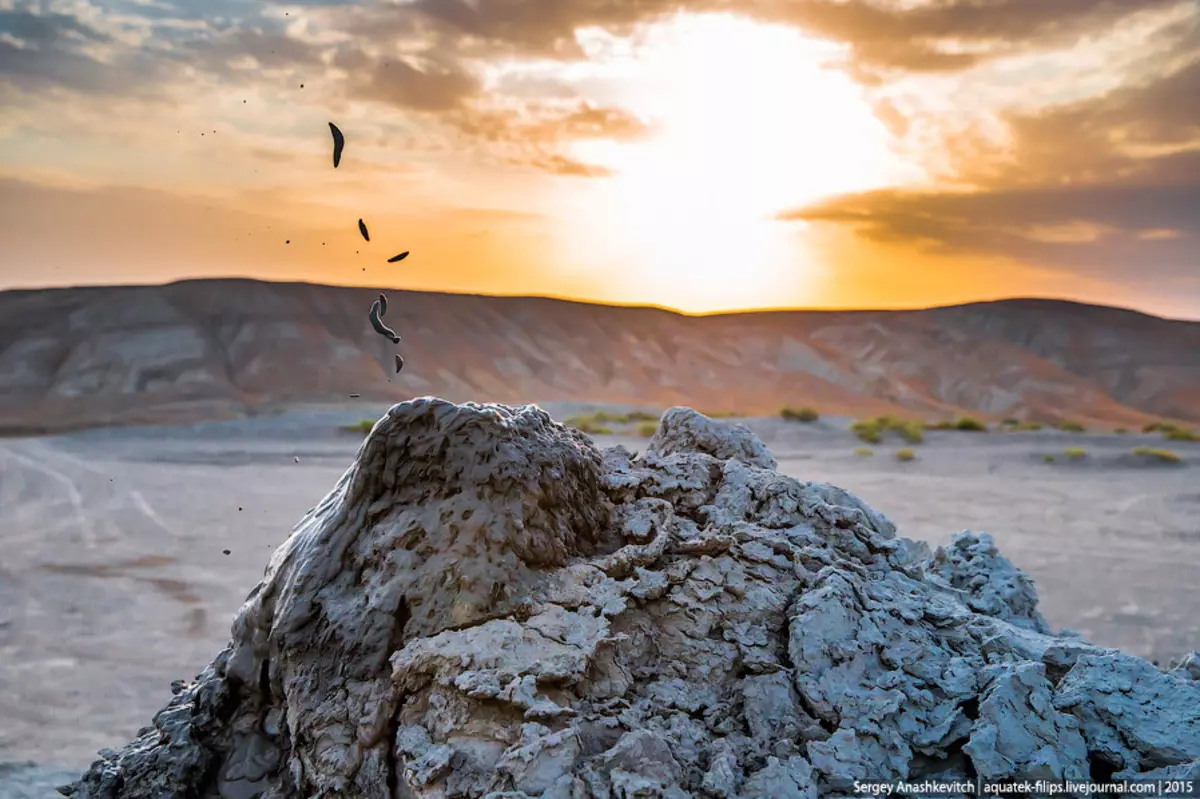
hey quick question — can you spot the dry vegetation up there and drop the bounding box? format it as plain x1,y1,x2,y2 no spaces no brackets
1132,447,1183,464
928,417,989,432
852,416,925,445
565,410,658,435
780,406,820,423
896,448,916,462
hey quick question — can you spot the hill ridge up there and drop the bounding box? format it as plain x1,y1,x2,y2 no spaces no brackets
1,279,1198,433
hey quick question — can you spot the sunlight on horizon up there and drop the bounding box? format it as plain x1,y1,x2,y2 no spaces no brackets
552,13,925,313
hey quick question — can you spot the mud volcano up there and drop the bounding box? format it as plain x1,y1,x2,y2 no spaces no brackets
65,400,1200,798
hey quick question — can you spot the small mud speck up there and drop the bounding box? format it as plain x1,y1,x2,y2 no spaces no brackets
223,549,231,556
387,251,409,263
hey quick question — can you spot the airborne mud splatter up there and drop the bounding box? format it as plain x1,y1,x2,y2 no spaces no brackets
369,299,400,344
387,251,409,264
328,122,344,168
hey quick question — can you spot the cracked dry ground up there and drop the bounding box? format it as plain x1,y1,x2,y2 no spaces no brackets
66,401,1200,799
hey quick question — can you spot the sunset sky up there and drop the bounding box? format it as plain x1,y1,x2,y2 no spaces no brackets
0,0,1197,317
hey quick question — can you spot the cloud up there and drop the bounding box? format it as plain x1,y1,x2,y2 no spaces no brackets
776,3,1199,293
353,57,482,111
751,0,1188,73
0,5,170,95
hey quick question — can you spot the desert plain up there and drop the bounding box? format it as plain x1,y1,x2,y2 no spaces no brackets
1,400,1197,795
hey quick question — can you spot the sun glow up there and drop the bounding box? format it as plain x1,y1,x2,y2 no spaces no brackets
558,14,918,312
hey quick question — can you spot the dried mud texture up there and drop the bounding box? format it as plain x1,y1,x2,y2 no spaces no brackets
64,402,1200,799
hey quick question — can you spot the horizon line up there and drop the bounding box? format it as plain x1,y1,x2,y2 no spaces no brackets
1,275,1195,324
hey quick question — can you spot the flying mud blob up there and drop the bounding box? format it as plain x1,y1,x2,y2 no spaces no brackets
328,122,344,168
377,292,388,316
387,251,409,264
369,298,401,344
358,219,370,242
395,353,404,374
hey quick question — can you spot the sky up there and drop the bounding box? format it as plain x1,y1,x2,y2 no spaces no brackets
0,0,1197,318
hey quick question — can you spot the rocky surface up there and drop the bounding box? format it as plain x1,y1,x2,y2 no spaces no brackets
62,401,1200,798
4,281,1200,436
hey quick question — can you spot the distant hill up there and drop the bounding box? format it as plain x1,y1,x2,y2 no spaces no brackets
1,279,1198,434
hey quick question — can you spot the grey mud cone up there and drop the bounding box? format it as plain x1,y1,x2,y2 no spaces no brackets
65,401,1200,799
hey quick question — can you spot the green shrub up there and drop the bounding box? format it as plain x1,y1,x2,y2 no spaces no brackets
1043,454,1055,463
1164,426,1199,442
886,417,926,444
926,421,955,431
1057,421,1086,433
952,416,988,432
1143,421,1168,433
704,410,740,419
851,419,883,444
853,416,924,444
1000,417,1020,427
896,448,916,462
854,447,874,457
625,410,658,422
1010,421,1044,432
1133,447,1182,463
637,421,658,437
1114,428,1129,434
565,415,613,435
339,419,376,435
781,406,820,423
1064,448,1087,459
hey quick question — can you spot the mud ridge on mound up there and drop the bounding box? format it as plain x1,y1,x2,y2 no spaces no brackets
63,400,1200,799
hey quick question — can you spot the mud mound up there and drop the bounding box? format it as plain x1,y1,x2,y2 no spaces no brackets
63,401,1200,798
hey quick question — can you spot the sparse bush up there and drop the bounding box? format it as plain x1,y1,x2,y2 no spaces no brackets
1133,447,1182,463
1163,426,1199,442
853,416,924,444
952,416,988,432
1114,428,1129,434
1143,421,1168,433
637,421,658,437
1043,454,1055,463
626,410,658,423
926,421,955,431
854,447,874,457
851,419,883,444
781,406,820,423
851,420,880,443
1000,417,1020,427
1057,421,1086,433
565,415,613,435
704,410,741,419
339,419,375,435
1064,448,1087,459
885,416,926,444
896,448,916,462
1009,421,1044,432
